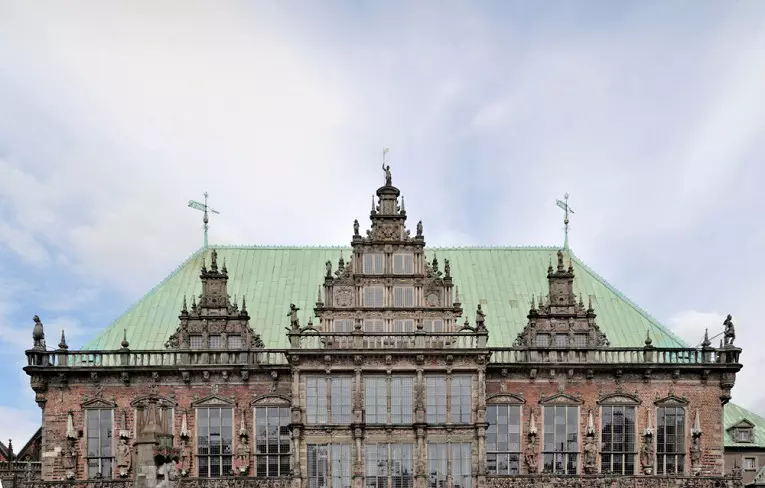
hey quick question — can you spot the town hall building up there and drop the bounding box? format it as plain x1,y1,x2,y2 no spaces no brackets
23,168,744,488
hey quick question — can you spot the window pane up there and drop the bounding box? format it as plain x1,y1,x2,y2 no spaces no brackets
451,375,472,424
307,377,328,424
255,407,291,477
393,254,413,274
391,377,413,424
365,377,387,424
364,287,384,307
208,335,221,348
331,377,352,424
364,254,384,275
486,405,521,475
190,335,203,349
543,406,578,474
227,335,242,349
426,376,447,423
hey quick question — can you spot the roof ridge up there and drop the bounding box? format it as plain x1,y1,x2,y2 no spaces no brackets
84,246,207,349
567,249,688,348
208,244,562,250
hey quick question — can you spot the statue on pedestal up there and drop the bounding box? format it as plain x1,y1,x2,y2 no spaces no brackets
61,439,77,480
116,437,132,477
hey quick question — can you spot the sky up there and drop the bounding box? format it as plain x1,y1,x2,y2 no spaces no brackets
0,0,764,447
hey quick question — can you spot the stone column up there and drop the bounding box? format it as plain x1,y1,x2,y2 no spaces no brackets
133,401,162,488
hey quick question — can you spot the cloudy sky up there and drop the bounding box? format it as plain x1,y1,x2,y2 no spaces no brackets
1,0,764,446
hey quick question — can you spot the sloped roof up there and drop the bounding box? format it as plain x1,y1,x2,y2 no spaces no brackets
724,403,765,449
84,245,686,351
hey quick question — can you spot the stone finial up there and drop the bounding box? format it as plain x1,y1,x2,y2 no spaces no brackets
644,330,653,347
221,258,227,275
241,295,247,313
400,196,406,213
548,257,553,274
32,315,46,350
692,409,702,437
444,259,451,278
7,439,13,460
644,408,653,437
586,410,595,436
58,330,69,350
239,411,247,438
180,412,189,439
702,328,711,348
182,296,188,314
317,286,323,304
528,409,538,436
121,330,130,350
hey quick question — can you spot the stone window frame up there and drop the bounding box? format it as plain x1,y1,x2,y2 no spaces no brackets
81,398,117,480
744,456,758,471
597,393,640,475
364,286,385,308
305,375,353,425
729,420,756,443
130,395,176,440
192,395,236,478
427,442,472,488
654,395,688,475
364,375,415,425
251,395,292,478
307,443,352,488
393,286,415,308
539,393,583,475
486,393,525,476
364,442,414,488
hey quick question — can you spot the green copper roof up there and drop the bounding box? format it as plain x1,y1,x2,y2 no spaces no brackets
84,246,687,351
724,403,765,449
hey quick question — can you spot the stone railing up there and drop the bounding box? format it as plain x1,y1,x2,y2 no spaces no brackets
291,331,486,349
25,349,289,368
20,478,290,488
489,345,741,365
486,474,740,488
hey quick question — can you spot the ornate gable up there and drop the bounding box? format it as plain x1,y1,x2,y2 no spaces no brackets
131,395,177,409
654,394,689,407
513,249,608,348
597,393,641,405
165,249,264,350
487,393,525,405
539,393,583,405
191,394,236,407
80,398,117,409
291,163,470,345
251,394,291,406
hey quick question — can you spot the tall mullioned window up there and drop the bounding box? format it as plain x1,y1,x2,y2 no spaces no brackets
487,405,521,475
364,286,385,307
254,406,291,477
197,407,233,477
393,254,413,274
307,444,352,488
306,376,352,424
427,443,471,488
543,405,579,474
364,376,414,424
450,375,472,424
393,286,414,307
364,254,385,275
601,405,636,474
426,376,447,423
86,409,113,479
365,443,414,488
657,406,685,474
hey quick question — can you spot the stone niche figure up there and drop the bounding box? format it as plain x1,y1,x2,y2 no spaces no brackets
525,433,538,474
116,437,132,478
288,304,301,331
178,442,191,477
690,435,702,475
583,434,598,474
640,435,655,475
61,439,78,480
237,433,251,475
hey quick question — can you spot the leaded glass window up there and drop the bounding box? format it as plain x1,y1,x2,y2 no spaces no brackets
364,286,385,307
364,254,385,275
306,376,352,424
393,286,414,307
86,409,113,479
601,405,636,474
365,377,388,424
255,407,290,477
228,335,242,349
452,443,472,488
365,444,413,488
450,375,472,424
543,405,578,474
197,407,233,477
364,376,414,424
657,406,685,474
391,377,413,424
535,334,550,347
208,335,221,348
393,254,413,274
308,444,352,488
423,319,444,332
427,444,471,488
487,405,521,475
189,335,203,349
426,376,447,423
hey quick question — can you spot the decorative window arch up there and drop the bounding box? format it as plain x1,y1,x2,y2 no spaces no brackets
597,393,640,406
486,393,525,405
193,395,235,477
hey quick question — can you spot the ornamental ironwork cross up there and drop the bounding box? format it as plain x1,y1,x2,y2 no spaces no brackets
188,192,220,248
556,193,574,250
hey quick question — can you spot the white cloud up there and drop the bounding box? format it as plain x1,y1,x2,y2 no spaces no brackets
667,310,726,348
0,405,40,451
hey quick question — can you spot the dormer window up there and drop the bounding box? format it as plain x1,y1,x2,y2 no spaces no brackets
735,427,754,443
393,253,413,274
363,253,384,275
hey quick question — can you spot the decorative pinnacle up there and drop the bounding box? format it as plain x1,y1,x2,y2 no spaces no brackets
701,328,711,348
221,258,227,275
121,329,130,349
400,196,406,213
644,329,653,347
317,285,323,304
58,330,68,350
530,295,536,310
241,296,247,313
182,296,188,313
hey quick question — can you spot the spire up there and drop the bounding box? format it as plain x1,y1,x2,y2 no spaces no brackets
182,296,188,314
556,193,574,251
400,196,406,213
692,409,702,436
241,296,247,314
58,330,68,350
702,328,711,348
187,191,220,249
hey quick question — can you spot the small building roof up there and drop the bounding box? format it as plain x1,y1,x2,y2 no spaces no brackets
725,403,765,449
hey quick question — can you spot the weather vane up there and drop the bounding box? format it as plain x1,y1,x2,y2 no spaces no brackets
188,192,220,248
556,193,574,250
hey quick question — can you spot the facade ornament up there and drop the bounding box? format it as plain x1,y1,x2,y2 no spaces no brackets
416,220,423,237
444,259,450,278
58,330,68,350
382,161,392,186
180,411,190,439
179,441,191,477
475,304,486,331
723,314,736,346
116,437,131,477
61,438,77,480
237,412,251,475
353,219,360,237
583,410,597,474
641,408,655,475
691,409,703,475
66,411,77,440
32,315,46,350
525,409,538,473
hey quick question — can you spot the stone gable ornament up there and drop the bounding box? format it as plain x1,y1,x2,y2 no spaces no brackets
116,437,131,477
61,438,78,480
288,303,301,331
237,414,251,475
525,409,539,474
723,314,736,346
583,410,597,474
641,408,655,475
691,409,703,475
